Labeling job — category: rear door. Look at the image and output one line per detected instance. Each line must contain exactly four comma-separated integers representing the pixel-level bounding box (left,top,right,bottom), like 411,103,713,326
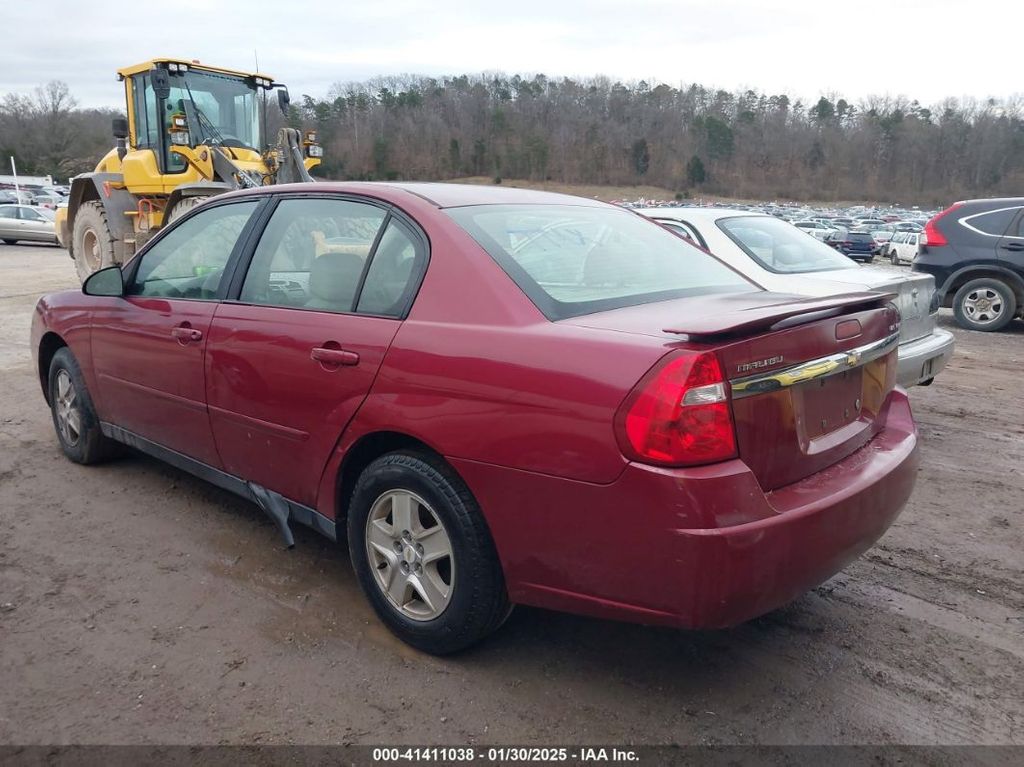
89,199,261,466
996,207,1024,280
206,196,428,506
0,206,19,239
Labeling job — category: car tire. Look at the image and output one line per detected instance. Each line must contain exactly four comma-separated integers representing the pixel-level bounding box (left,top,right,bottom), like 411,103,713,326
890,250,899,265
48,347,120,464
2,239,16,245
952,278,1017,332
347,451,510,655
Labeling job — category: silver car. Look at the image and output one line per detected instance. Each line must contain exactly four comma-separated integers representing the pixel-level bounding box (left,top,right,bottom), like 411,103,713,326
0,204,59,246
641,207,955,388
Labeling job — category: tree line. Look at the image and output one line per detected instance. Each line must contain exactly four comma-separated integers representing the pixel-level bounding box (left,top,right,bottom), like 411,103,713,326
3,76,1023,204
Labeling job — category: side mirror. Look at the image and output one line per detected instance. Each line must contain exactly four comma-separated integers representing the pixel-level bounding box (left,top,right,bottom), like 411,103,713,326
82,265,124,297
112,117,129,139
277,87,291,115
151,67,171,100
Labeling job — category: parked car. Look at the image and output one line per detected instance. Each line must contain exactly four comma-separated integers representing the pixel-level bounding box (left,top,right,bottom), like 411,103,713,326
792,220,834,240
642,207,953,387
870,227,896,255
915,198,1024,331
885,231,922,265
31,183,920,653
0,204,59,245
31,193,62,210
855,218,887,228
825,230,876,262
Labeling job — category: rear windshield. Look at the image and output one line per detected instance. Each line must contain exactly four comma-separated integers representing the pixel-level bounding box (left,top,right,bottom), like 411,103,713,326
717,215,859,274
446,204,756,319
848,232,874,242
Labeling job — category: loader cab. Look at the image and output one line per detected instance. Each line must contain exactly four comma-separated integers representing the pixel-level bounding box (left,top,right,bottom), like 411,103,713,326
118,59,274,194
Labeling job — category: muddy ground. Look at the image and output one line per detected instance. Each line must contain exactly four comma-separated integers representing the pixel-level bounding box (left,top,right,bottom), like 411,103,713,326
1,243,1022,746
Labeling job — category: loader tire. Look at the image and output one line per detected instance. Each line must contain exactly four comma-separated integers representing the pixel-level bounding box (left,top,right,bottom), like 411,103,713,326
165,196,209,225
72,201,117,284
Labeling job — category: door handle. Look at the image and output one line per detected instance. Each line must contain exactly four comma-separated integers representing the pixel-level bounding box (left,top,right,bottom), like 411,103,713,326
311,346,359,367
1000,242,1024,251
171,326,203,342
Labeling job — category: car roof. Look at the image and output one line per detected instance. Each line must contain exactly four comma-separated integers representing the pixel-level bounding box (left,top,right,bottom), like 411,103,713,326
956,197,1024,205
639,206,766,222
223,181,610,209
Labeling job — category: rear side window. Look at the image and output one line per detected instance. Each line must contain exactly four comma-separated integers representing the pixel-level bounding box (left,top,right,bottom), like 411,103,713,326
446,204,755,320
239,198,426,318
963,207,1020,237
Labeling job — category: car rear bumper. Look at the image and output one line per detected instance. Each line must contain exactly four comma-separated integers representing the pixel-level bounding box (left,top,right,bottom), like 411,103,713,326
454,390,919,629
896,327,954,387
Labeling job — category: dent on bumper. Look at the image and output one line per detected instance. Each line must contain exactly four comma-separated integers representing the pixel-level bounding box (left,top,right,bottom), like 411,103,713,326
897,327,955,387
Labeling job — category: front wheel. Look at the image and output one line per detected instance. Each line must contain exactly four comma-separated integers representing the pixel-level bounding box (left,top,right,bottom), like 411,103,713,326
2,239,16,245
71,201,116,283
890,250,899,265
347,452,510,654
953,278,1016,332
48,347,119,464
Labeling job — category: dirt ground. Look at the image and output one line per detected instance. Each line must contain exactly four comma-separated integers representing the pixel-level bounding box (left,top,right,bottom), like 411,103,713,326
1,242,1022,746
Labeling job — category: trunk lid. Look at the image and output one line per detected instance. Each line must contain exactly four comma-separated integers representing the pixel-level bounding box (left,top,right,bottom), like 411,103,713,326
812,267,937,344
566,291,901,491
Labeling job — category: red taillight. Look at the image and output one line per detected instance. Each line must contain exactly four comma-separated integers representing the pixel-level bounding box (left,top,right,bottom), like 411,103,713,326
923,203,962,247
615,352,737,467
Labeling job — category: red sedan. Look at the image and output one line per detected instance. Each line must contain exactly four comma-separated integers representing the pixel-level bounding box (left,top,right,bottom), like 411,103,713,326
31,183,919,653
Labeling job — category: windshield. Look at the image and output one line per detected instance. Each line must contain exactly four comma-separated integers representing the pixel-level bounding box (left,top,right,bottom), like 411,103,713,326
168,69,261,151
446,205,756,319
717,215,859,274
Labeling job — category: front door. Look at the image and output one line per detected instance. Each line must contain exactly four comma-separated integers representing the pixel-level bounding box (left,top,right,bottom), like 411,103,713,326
89,199,260,466
206,196,428,506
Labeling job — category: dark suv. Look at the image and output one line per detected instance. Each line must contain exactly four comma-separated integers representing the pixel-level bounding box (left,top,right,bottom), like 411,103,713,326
824,230,875,262
914,198,1024,331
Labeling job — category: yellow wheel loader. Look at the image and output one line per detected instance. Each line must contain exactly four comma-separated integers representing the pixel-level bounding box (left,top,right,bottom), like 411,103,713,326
57,58,322,282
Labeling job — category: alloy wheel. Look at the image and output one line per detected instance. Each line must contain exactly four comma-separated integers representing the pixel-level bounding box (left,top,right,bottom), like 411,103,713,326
364,489,455,621
54,369,82,447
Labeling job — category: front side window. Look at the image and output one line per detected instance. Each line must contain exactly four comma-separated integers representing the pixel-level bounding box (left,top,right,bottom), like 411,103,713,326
239,198,391,314
718,216,860,274
128,201,258,300
447,204,755,319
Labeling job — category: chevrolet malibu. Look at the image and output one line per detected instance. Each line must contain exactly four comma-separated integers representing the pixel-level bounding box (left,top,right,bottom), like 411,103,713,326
31,183,919,654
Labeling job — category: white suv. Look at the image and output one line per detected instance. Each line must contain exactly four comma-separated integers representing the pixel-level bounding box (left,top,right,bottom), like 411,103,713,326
886,231,922,265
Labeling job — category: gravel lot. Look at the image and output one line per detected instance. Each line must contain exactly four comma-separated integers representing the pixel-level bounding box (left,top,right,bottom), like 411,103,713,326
1,242,1022,746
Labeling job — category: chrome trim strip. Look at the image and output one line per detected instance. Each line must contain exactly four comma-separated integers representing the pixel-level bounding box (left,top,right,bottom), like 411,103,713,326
729,332,900,399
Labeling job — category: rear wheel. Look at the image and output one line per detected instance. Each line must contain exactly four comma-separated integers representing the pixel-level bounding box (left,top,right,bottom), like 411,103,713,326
347,452,510,654
953,278,1016,332
48,347,119,464
2,239,16,245
71,201,116,283
890,249,899,265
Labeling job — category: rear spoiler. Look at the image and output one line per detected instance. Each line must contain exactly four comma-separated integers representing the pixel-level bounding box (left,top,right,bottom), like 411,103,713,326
663,291,897,340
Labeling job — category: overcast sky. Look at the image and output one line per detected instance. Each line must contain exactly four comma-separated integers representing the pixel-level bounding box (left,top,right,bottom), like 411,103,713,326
2,0,1017,109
